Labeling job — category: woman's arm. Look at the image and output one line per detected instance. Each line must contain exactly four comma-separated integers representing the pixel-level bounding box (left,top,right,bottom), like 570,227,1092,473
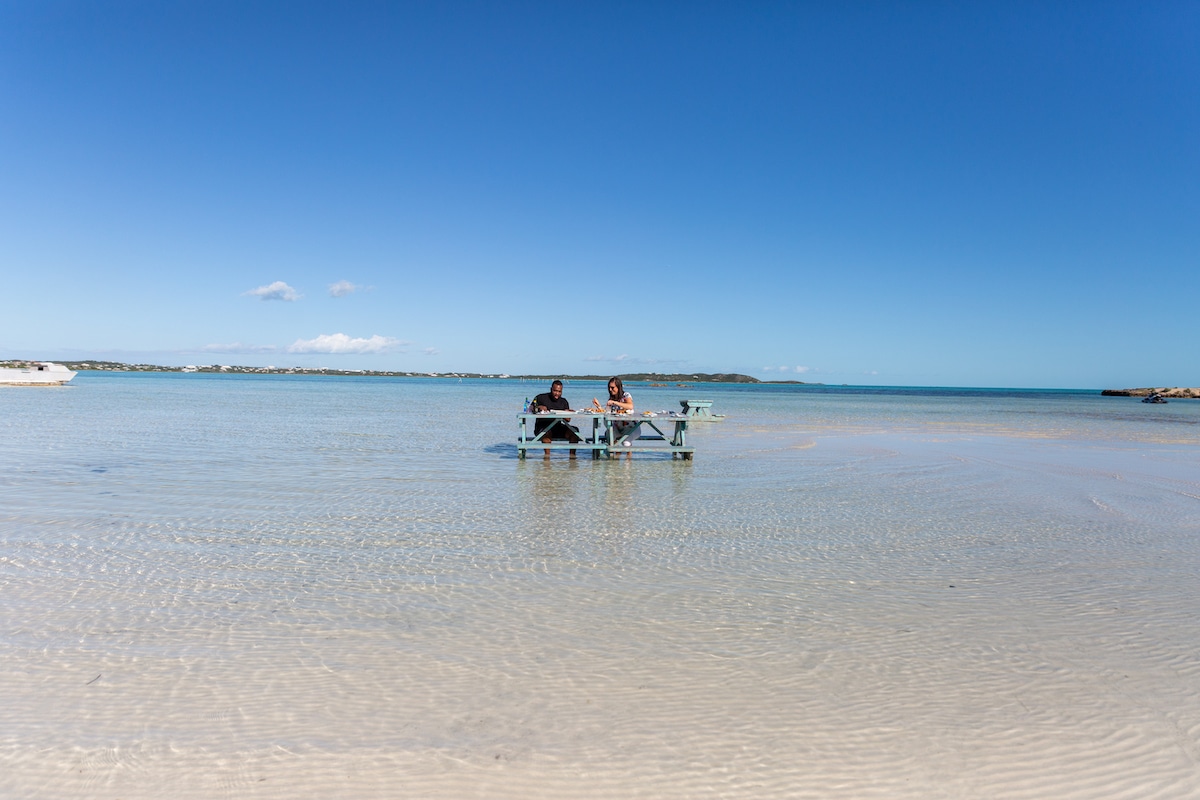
608,392,634,412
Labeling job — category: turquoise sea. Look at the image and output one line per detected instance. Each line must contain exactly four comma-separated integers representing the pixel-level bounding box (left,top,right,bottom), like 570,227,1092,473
3,373,1200,798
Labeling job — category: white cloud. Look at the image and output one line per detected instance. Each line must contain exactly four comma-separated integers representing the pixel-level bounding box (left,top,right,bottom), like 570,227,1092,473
244,281,301,301
585,354,630,363
286,333,407,354
328,280,361,298
795,366,811,374
200,342,279,354
423,347,440,356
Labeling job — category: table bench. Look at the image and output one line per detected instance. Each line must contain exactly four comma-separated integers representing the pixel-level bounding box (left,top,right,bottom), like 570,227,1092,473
517,411,694,459
680,399,724,420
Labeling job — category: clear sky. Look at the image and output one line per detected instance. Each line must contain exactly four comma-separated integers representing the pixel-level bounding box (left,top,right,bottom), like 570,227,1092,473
2,1,1196,387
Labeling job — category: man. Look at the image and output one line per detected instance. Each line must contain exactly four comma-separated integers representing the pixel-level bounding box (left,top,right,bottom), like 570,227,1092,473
531,380,581,458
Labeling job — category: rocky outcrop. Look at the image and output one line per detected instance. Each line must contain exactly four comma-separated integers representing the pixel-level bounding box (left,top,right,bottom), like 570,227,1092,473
1102,387,1200,398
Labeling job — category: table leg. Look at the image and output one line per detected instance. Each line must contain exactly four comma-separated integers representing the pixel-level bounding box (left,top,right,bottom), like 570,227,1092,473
673,421,686,448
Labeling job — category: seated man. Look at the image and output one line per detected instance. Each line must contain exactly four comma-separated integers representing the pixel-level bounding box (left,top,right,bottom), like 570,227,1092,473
532,380,581,458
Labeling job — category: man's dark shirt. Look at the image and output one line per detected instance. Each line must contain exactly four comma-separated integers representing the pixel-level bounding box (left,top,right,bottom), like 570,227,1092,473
532,391,572,437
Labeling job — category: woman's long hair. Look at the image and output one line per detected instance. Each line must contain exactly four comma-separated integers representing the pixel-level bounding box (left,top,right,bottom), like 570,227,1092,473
608,376,624,399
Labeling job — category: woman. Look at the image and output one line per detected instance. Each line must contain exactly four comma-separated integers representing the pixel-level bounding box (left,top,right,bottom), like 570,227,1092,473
594,377,637,453
593,376,634,413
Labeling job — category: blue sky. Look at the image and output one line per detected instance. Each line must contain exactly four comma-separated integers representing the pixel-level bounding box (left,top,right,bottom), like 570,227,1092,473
2,1,1196,387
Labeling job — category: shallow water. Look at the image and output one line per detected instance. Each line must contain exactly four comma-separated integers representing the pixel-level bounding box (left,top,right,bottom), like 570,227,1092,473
2,374,1199,798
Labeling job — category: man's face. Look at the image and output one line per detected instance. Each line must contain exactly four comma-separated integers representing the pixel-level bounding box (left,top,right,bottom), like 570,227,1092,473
551,384,562,400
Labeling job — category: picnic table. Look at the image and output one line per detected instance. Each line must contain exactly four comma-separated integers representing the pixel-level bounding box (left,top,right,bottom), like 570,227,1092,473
517,410,694,460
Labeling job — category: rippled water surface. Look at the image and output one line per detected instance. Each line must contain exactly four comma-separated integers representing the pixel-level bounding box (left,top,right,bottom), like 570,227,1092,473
3,374,1200,798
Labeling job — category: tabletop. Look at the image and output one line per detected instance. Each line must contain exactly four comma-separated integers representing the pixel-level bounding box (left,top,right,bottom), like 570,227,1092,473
518,410,688,420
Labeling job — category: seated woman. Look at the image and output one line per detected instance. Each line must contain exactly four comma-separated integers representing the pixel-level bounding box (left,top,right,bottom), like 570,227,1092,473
594,377,637,453
593,376,633,414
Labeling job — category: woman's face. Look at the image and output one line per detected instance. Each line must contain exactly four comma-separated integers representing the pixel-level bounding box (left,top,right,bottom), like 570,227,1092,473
608,381,618,396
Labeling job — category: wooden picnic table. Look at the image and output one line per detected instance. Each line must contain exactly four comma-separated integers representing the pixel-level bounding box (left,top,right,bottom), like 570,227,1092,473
517,410,694,460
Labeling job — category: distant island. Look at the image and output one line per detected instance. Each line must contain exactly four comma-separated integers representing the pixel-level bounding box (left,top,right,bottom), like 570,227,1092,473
1102,387,1200,399
0,360,815,385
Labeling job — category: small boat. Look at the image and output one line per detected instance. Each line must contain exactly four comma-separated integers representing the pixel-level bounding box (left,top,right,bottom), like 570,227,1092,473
0,362,78,386
1142,393,1168,404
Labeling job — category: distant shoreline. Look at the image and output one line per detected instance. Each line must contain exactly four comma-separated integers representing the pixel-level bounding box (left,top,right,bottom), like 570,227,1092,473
6,361,1196,395
4,362,1195,395
1101,387,1200,399
0,360,815,385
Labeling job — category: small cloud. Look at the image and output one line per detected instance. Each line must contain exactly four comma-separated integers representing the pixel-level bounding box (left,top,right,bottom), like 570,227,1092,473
864,370,879,376
423,347,440,356
585,354,631,363
795,366,811,374
762,366,774,372
328,280,361,298
199,343,279,354
286,333,408,354
244,281,301,301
